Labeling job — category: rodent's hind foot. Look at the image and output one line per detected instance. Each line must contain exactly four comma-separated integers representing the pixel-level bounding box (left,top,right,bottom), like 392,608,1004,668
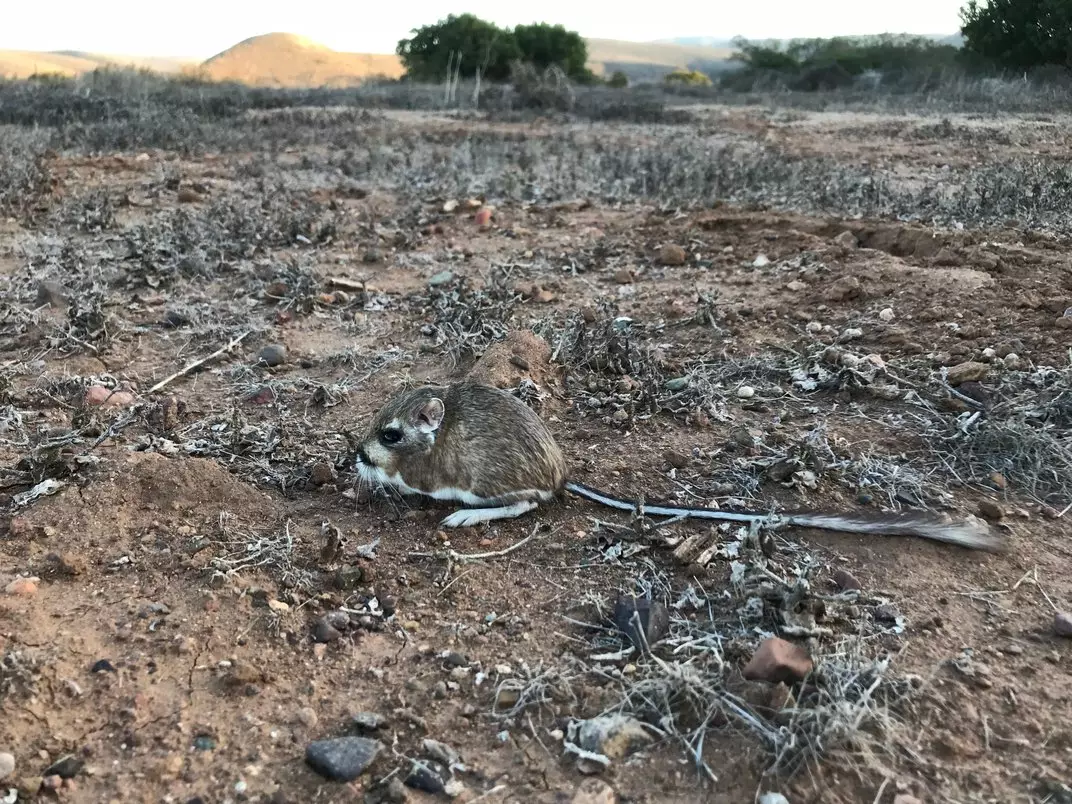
440,500,539,528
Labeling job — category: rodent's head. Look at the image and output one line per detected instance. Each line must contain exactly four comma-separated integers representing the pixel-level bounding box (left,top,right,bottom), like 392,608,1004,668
354,386,445,484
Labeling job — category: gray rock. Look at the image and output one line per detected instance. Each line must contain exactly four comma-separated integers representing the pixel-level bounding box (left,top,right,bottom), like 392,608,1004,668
305,736,382,782
34,281,70,310
428,271,455,287
314,616,342,643
0,751,14,780
404,759,447,793
570,714,653,761
257,344,287,367
1055,612,1072,638
43,754,82,779
613,595,669,653
351,711,386,731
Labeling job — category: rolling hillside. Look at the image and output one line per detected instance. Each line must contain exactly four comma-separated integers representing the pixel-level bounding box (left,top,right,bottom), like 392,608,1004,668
0,32,736,87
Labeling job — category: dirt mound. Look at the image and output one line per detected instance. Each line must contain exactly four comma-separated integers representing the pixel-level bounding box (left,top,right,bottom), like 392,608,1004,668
198,32,403,87
9,451,280,569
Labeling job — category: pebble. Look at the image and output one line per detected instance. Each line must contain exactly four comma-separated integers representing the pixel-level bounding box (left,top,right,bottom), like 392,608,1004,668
474,207,493,227
4,578,38,597
892,796,923,804
1054,612,1072,638
295,707,318,728
405,760,448,793
785,280,807,292
314,617,342,643
0,752,14,780
946,361,989,385
85,386,137,408
831,569,862,591
759,794,790,804
35,280,70,310
833,230,858,248
743,638,813,684
657,244,687,266
572,715,653,761
43,755,82,779
309,462,335,486
351,711,386,731
977,499,1004,521
878,307,895,322
736,385,756,399
613,269,634,284
305,737,383,782
428,271,455,287
824,275,862,301
257,344,287,367
571,778,618,804
752,254,770,267
613,595,669,652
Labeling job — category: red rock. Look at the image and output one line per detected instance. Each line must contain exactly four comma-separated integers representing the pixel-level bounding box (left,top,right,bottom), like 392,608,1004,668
474,207,493,227
657,244,686,266
742,637,813,684
85,386,137,408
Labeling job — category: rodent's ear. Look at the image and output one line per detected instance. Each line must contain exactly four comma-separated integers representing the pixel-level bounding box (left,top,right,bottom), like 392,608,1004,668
413,397,445,434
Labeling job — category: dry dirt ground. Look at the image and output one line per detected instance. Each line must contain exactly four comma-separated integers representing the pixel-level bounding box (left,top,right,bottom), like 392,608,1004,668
1,104,1072,804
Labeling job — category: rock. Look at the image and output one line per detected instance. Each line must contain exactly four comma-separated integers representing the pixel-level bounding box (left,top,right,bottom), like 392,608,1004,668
309,462,335,487
257,344,287,367
34,281,70,310
4,577,37,597
314,616,342,643
1056,316,1072,330
758,794,790,804
663,450,689,469
743,638,813,684
421,739,459,768
736,385,756,399
977,499,1004,521
892,796,923,804
467,329,553,391
571,778,618,804
833,230,858,248
571,714,653,761
294,707,318,729
988,472,1008,490
824,275,862,302
177,187,202,203
404,760,448,793
305,737,383,782
383,776,408,802
85,385,137,408
657,244,687,266
428,271,455,287
831,569,862,591
752,254,770,268
352,711,387,732
442,199,459,213
934,247,962,267
878,307,895,322
946,361,988,385
613,269,634,285
363,248,383,263
0,752,14,780
613,595,669,652
1054,612,1072,638
43,755,82,779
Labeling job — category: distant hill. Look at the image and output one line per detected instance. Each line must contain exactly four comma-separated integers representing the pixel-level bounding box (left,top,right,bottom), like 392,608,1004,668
0,32,737,87
655,33,964,49
194,32,403,86
0,50,190,79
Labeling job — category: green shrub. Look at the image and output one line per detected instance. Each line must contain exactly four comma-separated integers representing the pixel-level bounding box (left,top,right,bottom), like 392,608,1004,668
664,69,712,87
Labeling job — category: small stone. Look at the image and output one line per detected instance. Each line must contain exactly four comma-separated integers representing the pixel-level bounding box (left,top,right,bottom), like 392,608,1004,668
736,385,756,399
45,552,86,577
533,286,555,303
34,281,70,310
5,578,38,597
831,569,862,591
177,187,202,203
989,472,1008,490
294,707,318,729
657,244,687,266
1056,316,1072,330
785,279,807,292
474,207,493,227
572,715,653,761
743,638,813,684
613,269,634,285
613,595,670,652
571,778,618,804
314,616,342,643
363,248,383,263
43,755,82,779
0,752,14,780
833,230,858,248
428,271,455,287
752,254,770,268
892,796,923,804
309,462,335,487
665,377,689,392
257,344,287,367
405,760,447,793
878,307,895,322
352,711,386,731
305,737,383,782
85,386,137,408
1054,612,1072,638
264,281,289,298
946,361,988,385
758,794,790,804
442,199,459,213
1002,352,1022,370
90,659,116,673
977,499,1004,521
824,275,862,302
663,451,689,469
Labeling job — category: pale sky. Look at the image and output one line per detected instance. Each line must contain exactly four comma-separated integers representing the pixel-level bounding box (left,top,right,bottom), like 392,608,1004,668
3,0,969,60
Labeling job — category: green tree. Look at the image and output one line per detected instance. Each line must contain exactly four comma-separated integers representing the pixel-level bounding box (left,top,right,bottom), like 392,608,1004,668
512,23,589,81
960,0,1072,70
607,70,629,88
396,14,520,81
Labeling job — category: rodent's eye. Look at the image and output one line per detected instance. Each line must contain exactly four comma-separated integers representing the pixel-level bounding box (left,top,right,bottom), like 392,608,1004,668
380,428,403,445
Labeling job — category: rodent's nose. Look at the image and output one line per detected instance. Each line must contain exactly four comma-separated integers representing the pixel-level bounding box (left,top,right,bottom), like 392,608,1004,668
356,445,372,466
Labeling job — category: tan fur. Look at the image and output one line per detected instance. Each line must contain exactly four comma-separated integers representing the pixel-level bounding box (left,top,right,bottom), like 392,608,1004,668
355,382,567,505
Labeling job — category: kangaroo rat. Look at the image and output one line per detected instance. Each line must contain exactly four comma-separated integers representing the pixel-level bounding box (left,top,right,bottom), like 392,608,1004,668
353,381,1005,551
